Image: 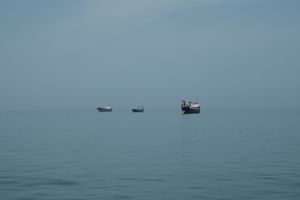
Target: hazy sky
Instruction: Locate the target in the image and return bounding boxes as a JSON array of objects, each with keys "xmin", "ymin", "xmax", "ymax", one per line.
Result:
[{"xmin": 0, "ymin": 0, "xmax": 299, "ymax": 111}]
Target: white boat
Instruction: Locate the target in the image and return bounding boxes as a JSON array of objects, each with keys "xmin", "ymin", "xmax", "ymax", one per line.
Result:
[{"xmin": 97, "ymin": 106, "xmax": 112, "ymax": 112}]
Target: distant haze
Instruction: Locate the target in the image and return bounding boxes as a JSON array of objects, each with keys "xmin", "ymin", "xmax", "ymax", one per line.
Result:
[{"xmin": 1, "ymin": 0, "xmax": 299, "ymax": 111}]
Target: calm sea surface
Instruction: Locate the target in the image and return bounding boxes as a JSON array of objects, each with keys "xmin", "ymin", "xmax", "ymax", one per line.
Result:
[{"xmin": 1, "ymin": 109, "xmax": 300, "ymax": 200}]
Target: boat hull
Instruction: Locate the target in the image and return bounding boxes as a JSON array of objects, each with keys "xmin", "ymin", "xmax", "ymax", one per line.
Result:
[
  {"xmin": 132, "ymin": 109, "xmax": 144, "ymax": 113},
  {"xmin": 181, "ymin": 106, "xmax": 200, "ymax": 114},
  {"xmin": 97, "ymin": 107, "xmax": 112, "ymax": 112}
]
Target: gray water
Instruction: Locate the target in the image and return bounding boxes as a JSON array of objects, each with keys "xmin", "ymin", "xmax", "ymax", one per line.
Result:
[{"xmin": 1, "ymin": 109, "xmax": 300, "ymax": 200}]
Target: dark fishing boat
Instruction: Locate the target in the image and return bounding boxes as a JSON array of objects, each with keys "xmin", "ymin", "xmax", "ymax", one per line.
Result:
[
  {"xmin": 181, "ymin": 100, "xmax": 200, "ymax": 114},
  {"xmin": 132, "ymin": 106, "xmax": 144, "ymax": 113},
  {"xmin": 97, "ymin": 106, "xmax": 112, "ymax": 112}
]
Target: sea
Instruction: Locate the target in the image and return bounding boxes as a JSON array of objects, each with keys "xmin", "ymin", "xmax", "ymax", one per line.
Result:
[{"xmin": 0, "ymin": 109, "xmax": 300, "ymax": 200}]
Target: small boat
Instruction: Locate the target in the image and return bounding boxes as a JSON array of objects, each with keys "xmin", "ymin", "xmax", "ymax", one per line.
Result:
[
  {"xmin": 132, "ymin": 106, "xmax": 144, "ymax": 113},
  {"xmin": 97, "ymin": 106, "xmax": 112, "ymax": 112},
  {"xmin": 181, "ymin": 100, "xmax": 200, "ymax": 114}
]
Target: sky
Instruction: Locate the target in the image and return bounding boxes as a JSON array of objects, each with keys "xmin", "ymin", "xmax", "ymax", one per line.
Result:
[{"xmin": 0, "ymin": 0, "xmax": 299, "ymax": 111}]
